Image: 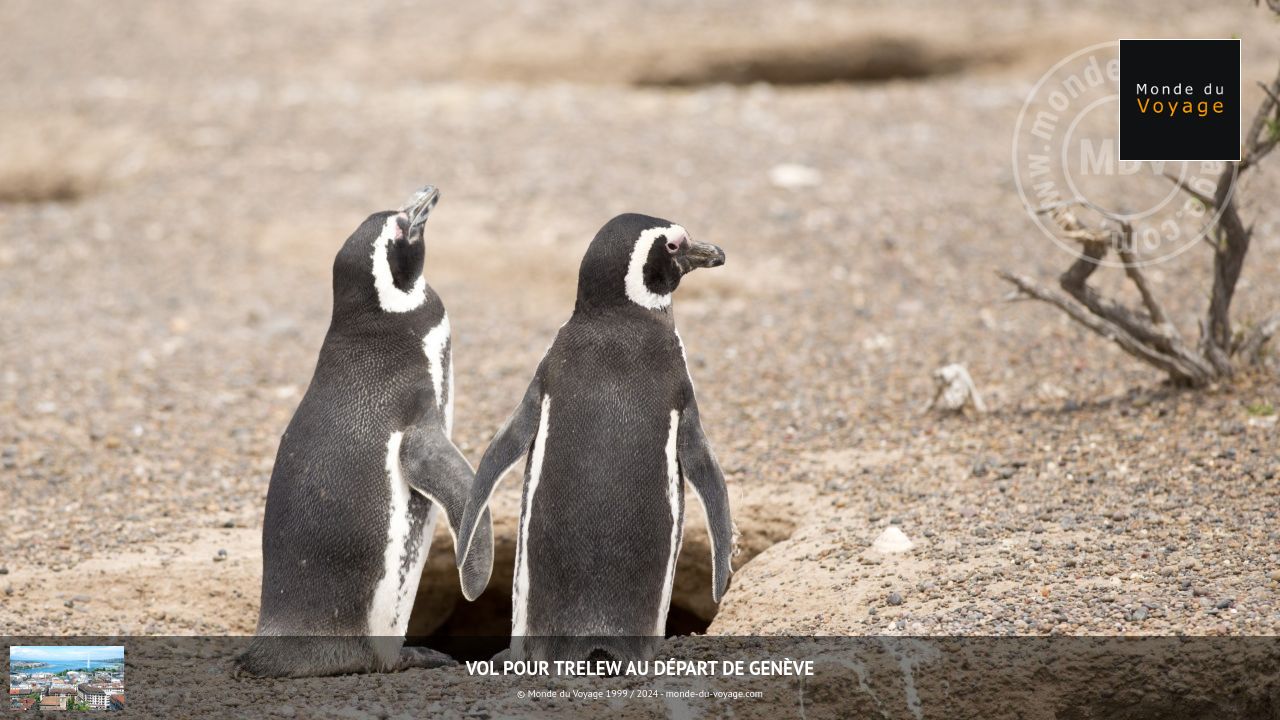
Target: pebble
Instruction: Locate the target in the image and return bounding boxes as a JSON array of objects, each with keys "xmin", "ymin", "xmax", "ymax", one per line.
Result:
[
  {"xmin": 887, "ymin": 592, "xmax": 903, "ymax": 606},
  {"xmin": 871, "ymin": 526, "xmax": 915, "ymax": 554},
  {"xmin": 214, "ymin": 549, "xmax": 228, "ymax": 562},
  {"xmin": 0, "ymin": 566, "xmax": 7, "ymax": 575},
  {"xmin": 1215, "ymin": 598, "xmax": 1235, "ymax": 610},
  {"xmin": 768, "ymin": 163, "xmax": 822, "ymax": 189},
  {"xmin": 1270, "ymin": 570, "xmax": 1280, "ymax": 582}
]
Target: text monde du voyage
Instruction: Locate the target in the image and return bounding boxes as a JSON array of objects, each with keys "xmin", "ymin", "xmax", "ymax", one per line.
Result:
[{"xmin": 1134, "ymin": 82, "xmax": 1229, "ymax": 118}]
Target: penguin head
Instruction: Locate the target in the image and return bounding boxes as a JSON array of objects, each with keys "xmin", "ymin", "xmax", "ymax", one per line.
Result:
[
  {"xmin": 575, "ymin": 213, "xmax": 726, "ymax": 312},
  {"xmin": 331, "ymin": 186, "xmax": 439, "ymax": 315}
]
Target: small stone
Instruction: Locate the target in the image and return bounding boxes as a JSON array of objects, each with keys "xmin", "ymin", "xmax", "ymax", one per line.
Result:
[
  {"xmin": 872, "ymin": 526, "xmax": 915, "ymax": 554},
  {"xmin": 768, "ymin": 163, "xmax": 823, "ymax": 189},
  {"xmin": 1215, "ymin": 598, "xmax": 1235, "ymax": 610},
  {"xmin": 222, "ymin": 519, "xmax": 236, "ymax": 528},
  {"xmin": 928, "ymin": 364, "xmax": 985, "ymax": 414},
  {"xmin": 1129, "ymin": 607, "xmax": 1149, "ymax": 621},
  {"xmin": 214, "ymin": 549, "xmax": 228, "ymax": 562},
  {"xmin": 1269, "ymin": 570, "xmax": 1280, "ymax": 582},
  {"xmin": 887, "ymin": 592, "xmax": 903, "ymax": 606},
  {"xmin": 0, "ymin": 566, "xmax": 7, "ymax": 575}
]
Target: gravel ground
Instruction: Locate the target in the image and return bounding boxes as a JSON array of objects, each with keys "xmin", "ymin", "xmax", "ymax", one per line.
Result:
[{"xmin": 2, "ymin": 0, "xmax": 1280, "ymax": 714}]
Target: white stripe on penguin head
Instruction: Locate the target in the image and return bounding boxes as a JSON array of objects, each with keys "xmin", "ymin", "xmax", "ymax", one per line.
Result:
[
  {"xmin": 624, "ymin": 224, "xmax": 685, "ymax": 310},
  {"xmin": 371, "ymin": 215, "xmax": 426, "ymax": 313}
]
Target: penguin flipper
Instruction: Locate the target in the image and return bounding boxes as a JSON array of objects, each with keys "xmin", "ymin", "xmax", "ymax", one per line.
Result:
[
  {"xmin": 399, "ymin": 427, "xmax": 495, "ymax": 601},
  {"xmin": 677, "ymin": 395, "xmax": 735, "ymax": 602},
  {"xmin": 456, "ymin": 373, "xmax": 543, "ymax": 568}
]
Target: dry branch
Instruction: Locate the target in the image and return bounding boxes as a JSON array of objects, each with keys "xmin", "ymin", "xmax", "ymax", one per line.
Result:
[
  {"xmin": 1160, "ymin": 172, "xmax": 1216, "ymax": 210},
  {"xmin": 1000, "ymin": 51, "xmax": 1280, "ymax": 386}
]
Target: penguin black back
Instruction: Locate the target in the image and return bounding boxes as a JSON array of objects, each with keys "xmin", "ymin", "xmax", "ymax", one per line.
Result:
[{"xmin": 237, "ymin": 187, "xmax": 494, "ymax": 678}]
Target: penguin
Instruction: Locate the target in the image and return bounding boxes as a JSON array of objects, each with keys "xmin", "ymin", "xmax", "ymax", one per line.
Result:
[
  {"xmin": 234, "ymin": 186, "xmax": 494, "ymax": 678},
  {"xmin": 455, "ymin": 213, "xmax": 734, "ymax": 663}
]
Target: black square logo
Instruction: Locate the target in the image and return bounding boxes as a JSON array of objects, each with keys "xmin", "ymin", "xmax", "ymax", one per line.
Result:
[{"xmin": 1120, "ymin": 39, "xmax": 1240, "ymax": 161}]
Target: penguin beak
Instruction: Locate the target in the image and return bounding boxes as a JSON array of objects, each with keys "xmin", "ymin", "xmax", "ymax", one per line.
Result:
[
  {"xmin": 399, "ymin": 185, "xmax": 440, "ymax": 243},
  {"xmin": 681, "ymin": 242, "xmax": 726, "ymax": 273}
]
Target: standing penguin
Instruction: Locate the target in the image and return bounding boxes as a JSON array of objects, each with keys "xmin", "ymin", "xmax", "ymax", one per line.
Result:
[
  {"xmin": 455, "ymin": 213, "xmax": 734, "ymax": 662},
  {"xmin": 235, "ymin": 187, "xmax": 494, "ymax": 678}
]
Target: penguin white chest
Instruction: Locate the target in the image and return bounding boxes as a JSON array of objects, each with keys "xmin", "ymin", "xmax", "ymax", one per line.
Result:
[{"xmin": 368, "ymin": 431, "xmax": 438, "ymax": 638}]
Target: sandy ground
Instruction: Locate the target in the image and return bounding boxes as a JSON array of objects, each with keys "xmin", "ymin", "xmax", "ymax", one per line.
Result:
[{"xmin": 3, "ymin": 0, "xmax": 1280, "ymax": 714}]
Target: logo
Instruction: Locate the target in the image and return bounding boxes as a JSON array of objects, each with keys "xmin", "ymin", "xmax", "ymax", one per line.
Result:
[
  {"xmin": 1012, "ymin": 42, "xmax": 1238, "ymax": 267},
  {"xmin": 1120, "ymin": 39, "xmax": 1241, "ymax": 161}
]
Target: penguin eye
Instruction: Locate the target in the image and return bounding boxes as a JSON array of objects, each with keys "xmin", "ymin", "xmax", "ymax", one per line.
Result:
[{"xmin": 662, "ymin": 236, "xmax": 680, "ymax": 253}]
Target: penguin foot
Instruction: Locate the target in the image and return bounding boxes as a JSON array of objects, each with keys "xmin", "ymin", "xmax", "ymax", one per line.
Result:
[{"xmin": 396, "ymin": 646, "xmax": 458, "ymax": 671}]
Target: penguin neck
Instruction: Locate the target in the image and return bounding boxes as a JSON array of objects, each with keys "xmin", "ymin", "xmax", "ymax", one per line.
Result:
[
  {"xmin": 573, "ymin": 296, "xmax": 676, "ymax": 327},
  {"xmin": 329, "ymin": 286, "xmax": 443, "ymax": 342}
]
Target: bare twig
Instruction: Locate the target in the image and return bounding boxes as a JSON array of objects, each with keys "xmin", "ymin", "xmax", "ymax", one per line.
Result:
[
  {"xmin": 1160, "ymin": 172, "xmax": 1216, "ymax": 209},
  {"xmin": 998, "ymin": 272, "xmax": 1213, "ymax": 385},
  {"xmin": 1240, "ymin": 63, "xmax": 1280, "ymax": 171},
  {"xmin": 1259, "ymin": 79, "xmax": 1280, "ymax": 109},
  {"xmin": 1035, "ymin": 198, "xmax": 1131, "ymax": 227},
  {"xmin": 1116, "ymin": 252, "xmax": 1173, "ymax": 331},
  {"xmin": 1238, "ymin": 313, "xmax": 1280, "ymax": 361},
  {"xmin": 1203, "ymin": 61, "xmax": 1280, "ymax": 372},
  {"xmin": 1052, "ymin": 238, "xmax": 1190, "ymax": 357}
]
